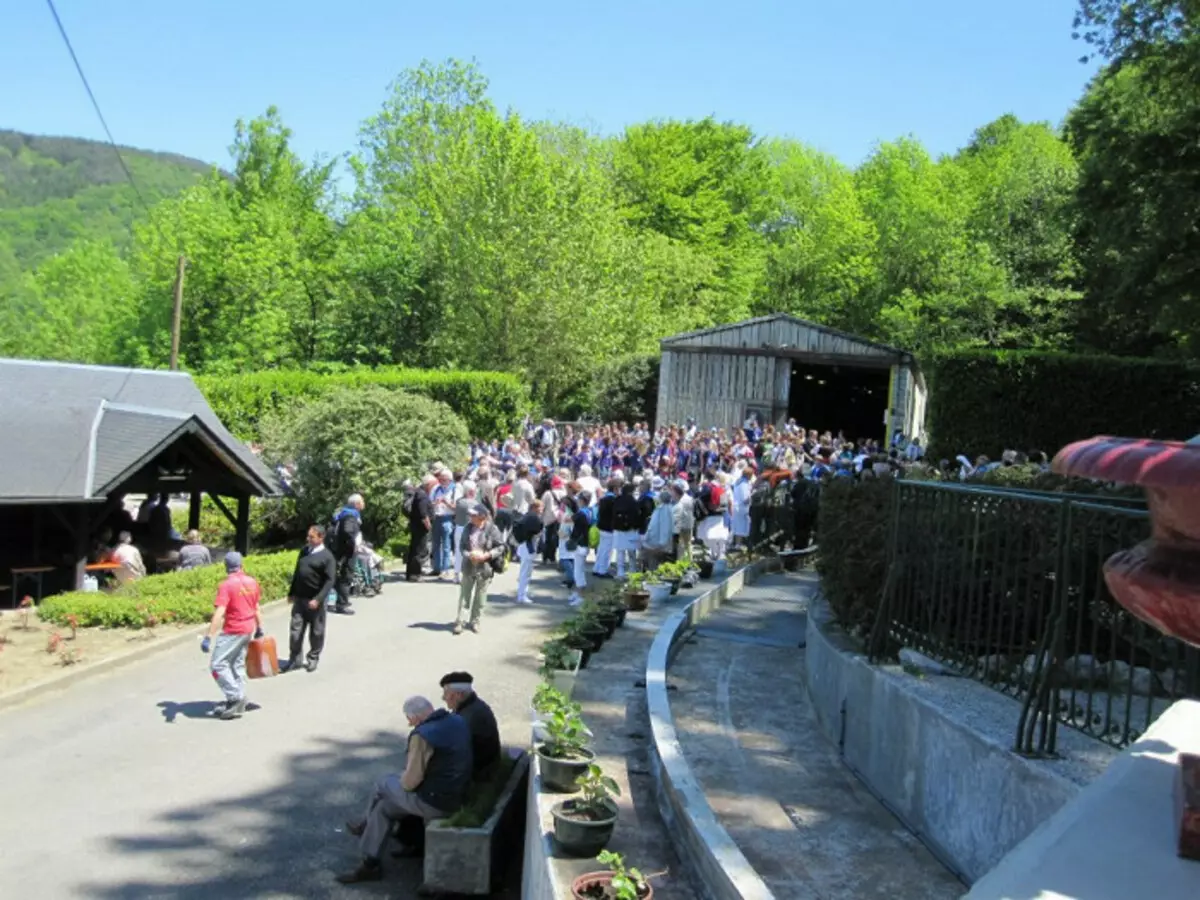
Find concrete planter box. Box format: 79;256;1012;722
424;751;531;895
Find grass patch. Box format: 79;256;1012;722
440;755;519;828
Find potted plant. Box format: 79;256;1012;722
596;589;628;627
537;705;595;792
623;572;651;612
541;636;587;680
571;850;656;899
694;545;714;580
532;684;592;744
643;569;671;605
655;560;687;595
552;623;596;668
581;600;620;639
569;613;609;653
552;764;621;857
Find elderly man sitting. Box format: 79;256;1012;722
440;671;501;774
338;696;472;885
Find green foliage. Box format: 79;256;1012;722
587;354;660;423
815;476;896;635
38;550;295;629
538;704;591;759
439;755;518;828
597;851;650;900
196;366;529;442
261;386;469;543
170;496;302;549
926;350;1200;459
574;763;621;816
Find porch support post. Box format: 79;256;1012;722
235;495;250;555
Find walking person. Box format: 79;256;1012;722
454;504;505;635
430;470;456;580
329;494;363;615
592;477;619;577
201;552;264;720
731;465;754;550
405;475;434;582
513;499;543;605
285;524;337;674
672;480;696;564
540;475;565;565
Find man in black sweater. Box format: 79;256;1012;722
286;524;338;673
439;671;501;773
406;476;434;582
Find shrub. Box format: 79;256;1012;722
262;387;469;544
171;496;302;550
196;367;530;443
926;350;1200;460
589;354;660;423
39;550;296;629
815;475;895;636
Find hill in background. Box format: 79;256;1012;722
0;130;213;287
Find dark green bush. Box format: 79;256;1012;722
926;350;1200;460
171;496;303;550
262;387;469;544
590;354;660;423
196;367;531;442
815;476;895;636
39;550;296;629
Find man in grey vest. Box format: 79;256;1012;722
337;696;472;884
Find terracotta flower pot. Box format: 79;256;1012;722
1053;436;1200;646
571;870;654;900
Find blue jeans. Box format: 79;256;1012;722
432;516;454;574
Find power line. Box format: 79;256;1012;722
43;0;154;219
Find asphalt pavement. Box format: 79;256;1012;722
0;563;572;899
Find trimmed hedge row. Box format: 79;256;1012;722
196;368;531;442
38;550;296;629
925;350;1200;460
815;466;1146;636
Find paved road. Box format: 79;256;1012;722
669;572;964;900
0;564;572;899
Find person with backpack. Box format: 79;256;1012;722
696;470;730;561
329;494;363;616
512;499;544;605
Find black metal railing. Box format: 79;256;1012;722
748;477;820;552
869;480;1199;754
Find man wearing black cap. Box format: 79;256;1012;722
440;671;501;774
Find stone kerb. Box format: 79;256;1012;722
644;559;780;900
805;594;1102;884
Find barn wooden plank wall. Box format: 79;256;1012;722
657;315;912;431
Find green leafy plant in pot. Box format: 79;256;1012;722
571;850;656;899
537;705;595;792
581;599;619;639
552;764;621;857
622;572;651;612
565;613;607;653
541;636;587;674
595;586;628;627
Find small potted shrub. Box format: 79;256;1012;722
532;683;591;744
581;600;620;639
622;573;651;612
572;850;655;899
536;705;595;792
568;613;608;653
694;545;715;580
552;764;621;857
655;560;687;595
541;636;586;681
596;588;628;627
644;569;671;605
552;624;595;669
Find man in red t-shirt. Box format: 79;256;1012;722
202;552;264;720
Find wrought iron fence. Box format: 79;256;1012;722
868;480;1199;754
748;477;820;552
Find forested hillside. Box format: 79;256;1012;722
0;130;210;290
1;1;1197;411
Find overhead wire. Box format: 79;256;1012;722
42;0;159;226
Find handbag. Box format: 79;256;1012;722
247;635;279;679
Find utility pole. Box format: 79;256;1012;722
169;255;186;371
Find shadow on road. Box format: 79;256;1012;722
78;728;521;898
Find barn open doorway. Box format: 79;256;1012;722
788;361;889;443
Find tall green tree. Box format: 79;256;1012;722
1068;1;1200;354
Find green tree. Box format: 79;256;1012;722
0;240;136;363
262;387;469;542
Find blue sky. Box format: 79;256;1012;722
4;0;1098;173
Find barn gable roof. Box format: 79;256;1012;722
659;313;914;363
0;358;279;503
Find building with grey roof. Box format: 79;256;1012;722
0;358;280;599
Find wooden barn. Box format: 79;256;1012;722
655;314;927;442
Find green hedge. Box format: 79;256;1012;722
39;550;296;629
196;368;531;442
925;350;1200;460
815;466;1145;636
590;354;660;423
